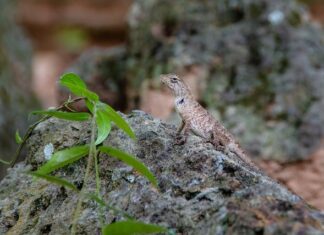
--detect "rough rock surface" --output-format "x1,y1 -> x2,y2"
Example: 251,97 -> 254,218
0,111 -> 324,235
127,0 -> 324,162
0,0 -> 37,176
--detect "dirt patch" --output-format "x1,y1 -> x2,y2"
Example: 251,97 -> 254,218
258,143 -> 324,210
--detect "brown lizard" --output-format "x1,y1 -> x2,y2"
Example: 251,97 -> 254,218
160,73 -> 257,167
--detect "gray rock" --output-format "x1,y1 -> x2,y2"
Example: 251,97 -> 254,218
0,111 -> 324,234
0,0 -> 38,176
127,0 -> 324,162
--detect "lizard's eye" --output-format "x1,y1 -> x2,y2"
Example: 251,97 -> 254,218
170,77 -> 178,83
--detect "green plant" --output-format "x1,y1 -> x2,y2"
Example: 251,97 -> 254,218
3,73 -> 166,235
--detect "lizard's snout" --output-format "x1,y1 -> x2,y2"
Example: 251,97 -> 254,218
160,75 -> 167,85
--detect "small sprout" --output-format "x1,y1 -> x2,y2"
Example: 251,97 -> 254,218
44,143 -> 54,160
5,72 -> 156,234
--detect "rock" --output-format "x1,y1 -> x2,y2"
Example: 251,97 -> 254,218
126,0 -> 324,162
0,111 -> 324,234
0,0 -> 38,177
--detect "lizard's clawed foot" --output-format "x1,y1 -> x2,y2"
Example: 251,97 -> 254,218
175,135 -> 186,145
215,144 -> 226,152
202,140 -> 226,152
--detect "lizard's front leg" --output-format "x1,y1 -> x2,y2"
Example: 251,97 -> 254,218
177,120 -> 185,134
175,120 -> 190,145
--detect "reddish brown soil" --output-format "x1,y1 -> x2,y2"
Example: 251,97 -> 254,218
309,1 -> 324,24
258,145 -> 324,210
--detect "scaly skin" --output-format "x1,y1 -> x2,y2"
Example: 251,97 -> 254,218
161,74 -> 257,167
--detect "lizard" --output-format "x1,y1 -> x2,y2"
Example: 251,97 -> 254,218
160,73 -> 257,168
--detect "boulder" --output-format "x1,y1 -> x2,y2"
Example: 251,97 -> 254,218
0,111 -> 323,234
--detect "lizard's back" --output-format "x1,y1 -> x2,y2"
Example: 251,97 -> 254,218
176,95 -> 232,145
185,103 -> 255,167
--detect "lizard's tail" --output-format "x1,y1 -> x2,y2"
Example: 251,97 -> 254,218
228,143 -> 259,169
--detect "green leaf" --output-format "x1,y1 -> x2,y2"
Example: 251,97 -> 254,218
32,110 -> 91,121
99,146 -> 157,187
15,130 -> 23,144
60,73 -> 87,88
99,102 -> 136,139
36,145 -> 89,175
95,106 -> 112,145
59,73 -> 99,101
0,159 -> 10,165
28,172 -> 79,192
102,220 -> 167,235
85,99 -> 94,113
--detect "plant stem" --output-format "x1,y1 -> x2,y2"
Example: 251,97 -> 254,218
94,153 -> 100,196
94,150 -> 105,228
71,104 -> 97,235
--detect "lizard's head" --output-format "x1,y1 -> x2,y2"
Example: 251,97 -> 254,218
160,74 -> 190,97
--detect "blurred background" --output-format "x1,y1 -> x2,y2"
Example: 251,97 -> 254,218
0,0 -> 323,210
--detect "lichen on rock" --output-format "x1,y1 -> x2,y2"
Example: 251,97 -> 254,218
0,111 -> 324,234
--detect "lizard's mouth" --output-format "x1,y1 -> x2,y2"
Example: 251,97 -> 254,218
160,76 -> 172,93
